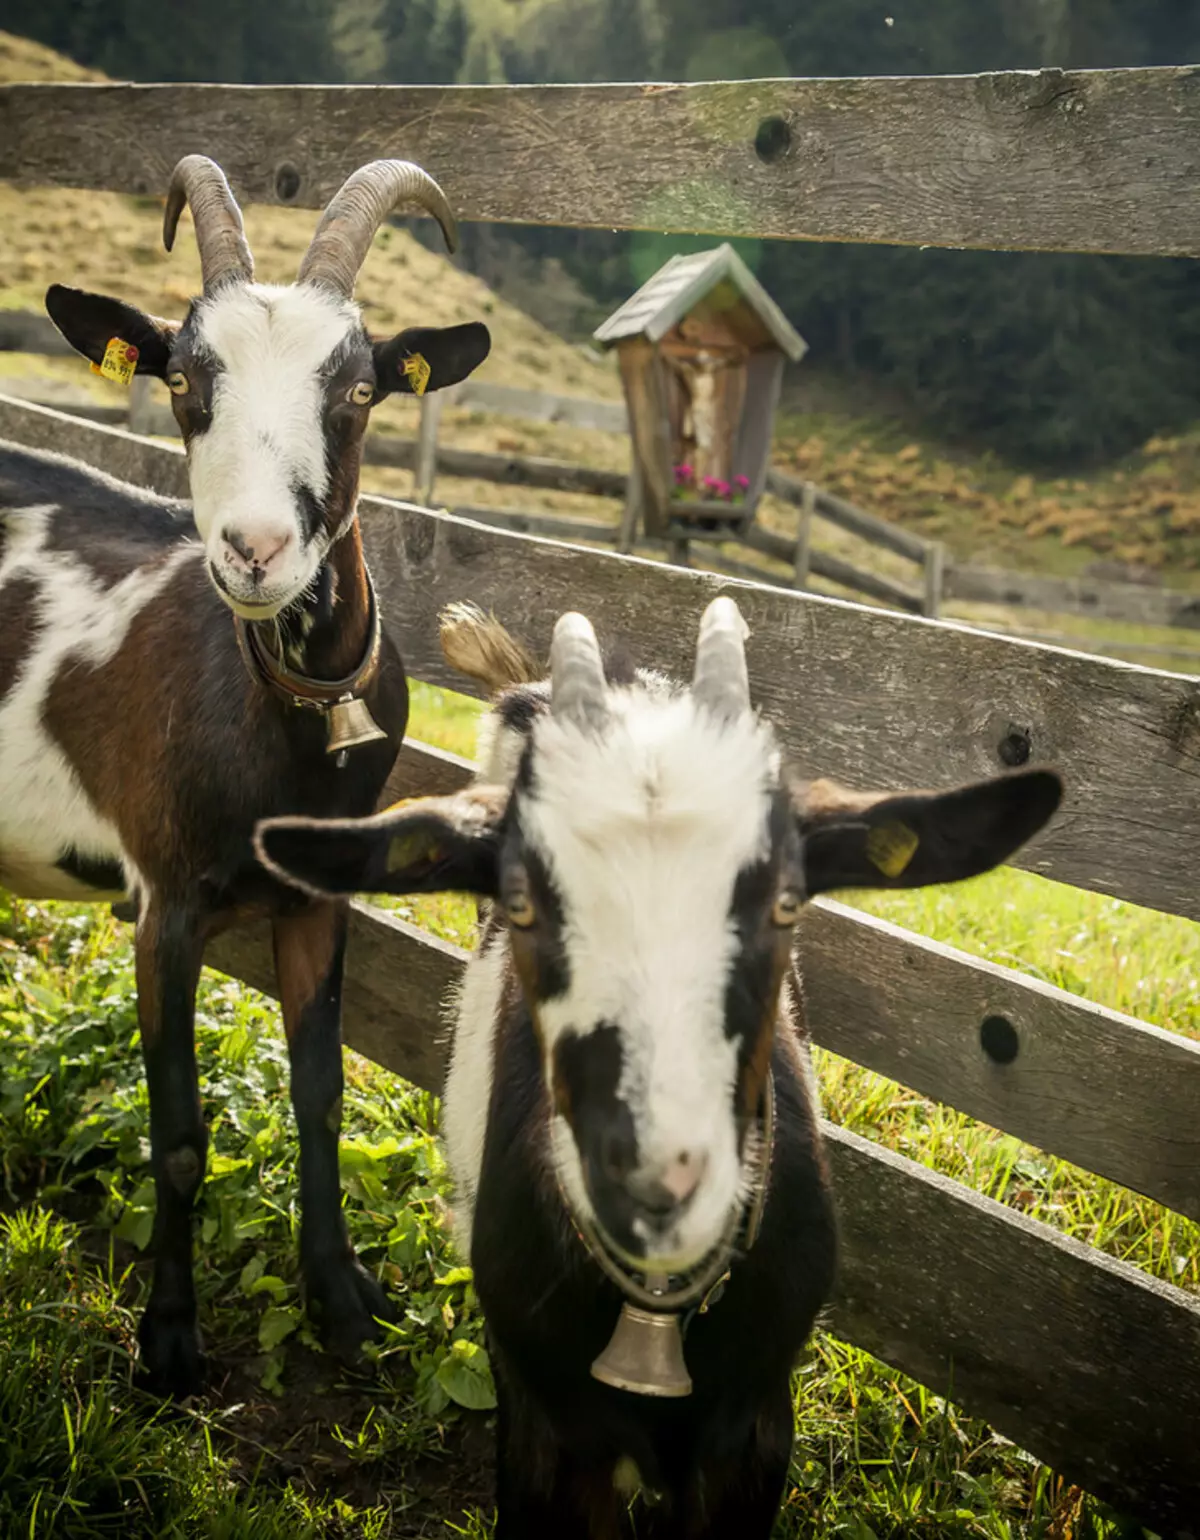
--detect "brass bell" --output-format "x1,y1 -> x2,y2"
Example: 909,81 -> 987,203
591,1301 -> 692,1398
326,693 -> 388,757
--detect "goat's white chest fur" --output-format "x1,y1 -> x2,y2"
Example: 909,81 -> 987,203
0,504 -> 196,897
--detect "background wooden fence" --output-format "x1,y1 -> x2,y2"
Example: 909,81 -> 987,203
2,63 -> 1200,1535
8,306 -> 1200,644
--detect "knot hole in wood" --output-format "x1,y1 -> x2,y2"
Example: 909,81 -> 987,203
980,1014 -> 1019,1065
754,116 -> 792,165
274,163 -> 302,202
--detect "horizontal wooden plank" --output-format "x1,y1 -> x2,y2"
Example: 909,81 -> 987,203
447,504 -> 617,545
203,909 -> 1200,1533
945,561 -> 1200,631
374,738 -> 1200,1221
767,468 -> 930,563
740,522 -> 925,613
4,395 -> 1199,922
448,381 -> 626,435
803,898 -> 1200,1223
0,311 -> 73,356
366,434 -> 628,500
5,71 -> 1200,257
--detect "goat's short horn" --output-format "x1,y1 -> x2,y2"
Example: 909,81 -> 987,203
692,596 -> 751,721
163,155 -> 254,294
550,612 -> 609,731
298,160 -> 458,299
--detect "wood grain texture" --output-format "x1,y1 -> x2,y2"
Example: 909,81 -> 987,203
802,898 -> 1200,1221
825,1123 -> 1200,1537
203,908 -> 1200,1534
346,738 -> 1200,1223
5,70 -> 1200,256
3,395 -> 1199,922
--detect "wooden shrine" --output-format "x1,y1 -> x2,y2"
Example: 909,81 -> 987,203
594,244 -> 807,547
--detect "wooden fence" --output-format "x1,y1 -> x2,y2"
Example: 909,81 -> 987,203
9,305 -> 1200,642
2,66 -> 1200,1534
0,308 -> 940,615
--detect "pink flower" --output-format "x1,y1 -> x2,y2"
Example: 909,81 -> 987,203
734,474 -> 750,491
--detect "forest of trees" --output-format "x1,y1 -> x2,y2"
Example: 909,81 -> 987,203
6,0 -> 1200,469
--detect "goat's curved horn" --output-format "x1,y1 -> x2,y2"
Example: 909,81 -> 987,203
692,596 -> 751,721
550,613 -> 609,731
163,155 -> 254,294
297,160 -> 458,298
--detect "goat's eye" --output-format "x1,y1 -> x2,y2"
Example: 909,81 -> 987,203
505,892 -> 536,929
166,371 -> 189,396
771,890 -> 803,928
348,381 -> 374,406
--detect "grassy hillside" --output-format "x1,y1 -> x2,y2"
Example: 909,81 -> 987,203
0,34 -> 619,407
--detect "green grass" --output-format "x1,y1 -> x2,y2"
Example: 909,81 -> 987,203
0,679 -> 1191,1537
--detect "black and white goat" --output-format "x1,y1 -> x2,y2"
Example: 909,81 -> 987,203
256,597 -> 1062,1538
0,155 -> 490,1396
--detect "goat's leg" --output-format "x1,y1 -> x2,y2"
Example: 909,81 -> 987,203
135,902 -> 208,1398
674,1380 -> 794,1540
273,900 -> 391,1362
493,1379 -> 627,1540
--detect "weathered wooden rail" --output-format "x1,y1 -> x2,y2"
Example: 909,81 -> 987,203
4,64 -> 1200,1533
12,304 -> 1199,638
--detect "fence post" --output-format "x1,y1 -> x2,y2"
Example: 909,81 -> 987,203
618,458 -> 642,554
127,375 -> 154,436
923,540 -> 945,619
793,481 -> 815,588
415,392 -> 443,505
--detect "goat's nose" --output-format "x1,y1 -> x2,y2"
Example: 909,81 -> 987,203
220,526 -> 293,581
625,1150 -> 709,1219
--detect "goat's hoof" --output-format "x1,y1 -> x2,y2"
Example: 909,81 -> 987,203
136,1307 -> 206,1400
306,1255 -> 394,1367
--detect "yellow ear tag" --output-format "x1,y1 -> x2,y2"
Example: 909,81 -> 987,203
402,352 -> 431,396
866,821 -> 919,878
91,337 -> 140,386
387,832 -> 440,873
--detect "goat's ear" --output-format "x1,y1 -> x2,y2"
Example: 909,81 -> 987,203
254,787 -> 506,902
372,322 -> 491,400
45,285 -> 179,380
45,285 -> 180,378
794,767 -> 1062,897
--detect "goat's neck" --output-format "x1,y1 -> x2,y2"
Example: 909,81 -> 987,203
268,517 -> 372,683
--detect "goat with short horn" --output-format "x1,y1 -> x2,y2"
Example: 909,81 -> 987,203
0,154 -> 491,1397
255,596 -> 1063,1538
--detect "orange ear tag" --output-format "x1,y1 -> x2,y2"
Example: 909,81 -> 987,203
91,337 -> 140,386
401,352 -> 431,396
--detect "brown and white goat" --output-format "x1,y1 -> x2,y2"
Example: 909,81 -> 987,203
256,597 -> 1062,1538
0,155 -> 490,1396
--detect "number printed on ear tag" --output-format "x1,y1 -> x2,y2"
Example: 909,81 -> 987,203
866,821 -> 919,878
91,338 -> 139,386
402,352 -> 431,396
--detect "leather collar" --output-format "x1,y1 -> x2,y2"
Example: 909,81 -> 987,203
234,577 -> 382,715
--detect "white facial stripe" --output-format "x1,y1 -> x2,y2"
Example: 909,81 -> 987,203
186,284 -> 362,612
0,504 -> 196,897
522,691 -> 779,1266
442,925 -> 509,1261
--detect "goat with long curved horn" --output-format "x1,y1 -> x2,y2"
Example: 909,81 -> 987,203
163,154 -> 255,293
550,613 -> 610,732
692,595 -> 751,721
298,160 -> 458,299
